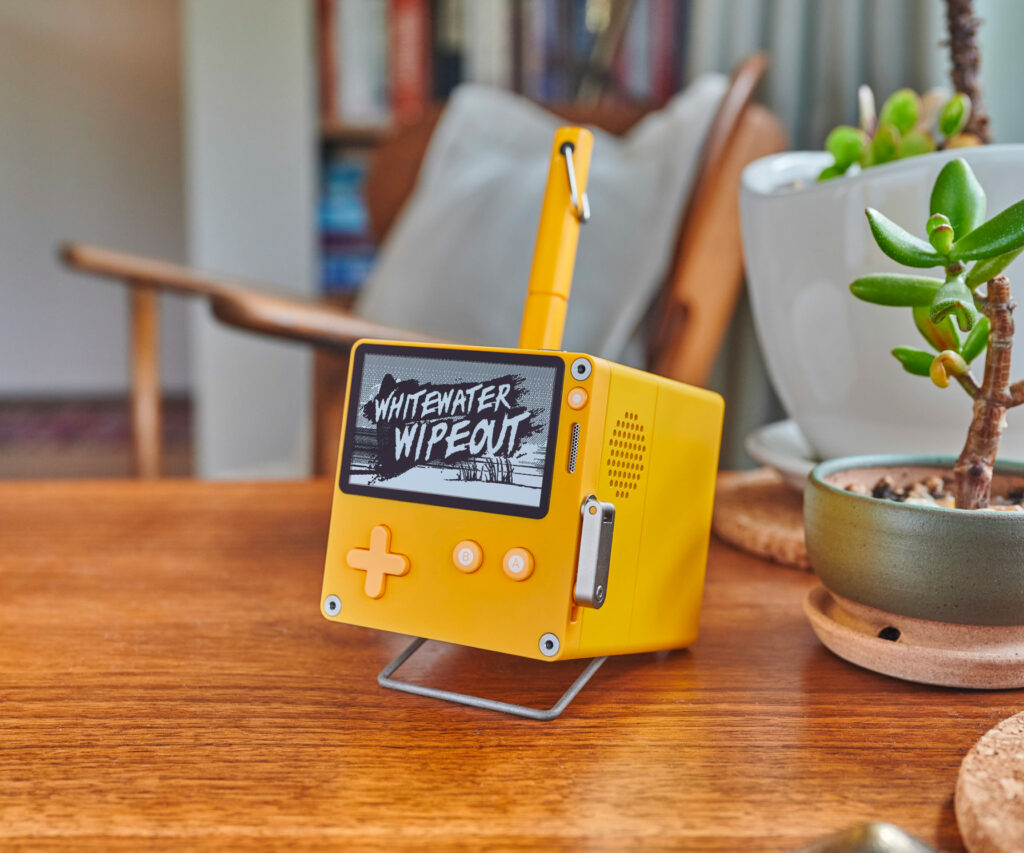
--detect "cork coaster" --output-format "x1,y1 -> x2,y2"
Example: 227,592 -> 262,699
713,468 -> 809,570
957,711 -> 1024,852
805,586 -> 1024,689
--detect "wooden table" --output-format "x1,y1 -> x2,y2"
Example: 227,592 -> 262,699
1,481 -> 1019,850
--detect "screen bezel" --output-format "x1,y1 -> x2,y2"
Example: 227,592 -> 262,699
338,343 -> 565,519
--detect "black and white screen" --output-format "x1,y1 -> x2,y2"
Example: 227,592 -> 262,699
339,344 -> 564,518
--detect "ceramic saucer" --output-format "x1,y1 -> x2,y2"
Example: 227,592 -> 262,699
805,585 -> 1024,689
744,419 -> 817,491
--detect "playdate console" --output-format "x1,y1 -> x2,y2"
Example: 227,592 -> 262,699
321,127 -> 723,666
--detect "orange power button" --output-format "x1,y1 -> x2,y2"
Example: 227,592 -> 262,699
567,387 -> 589,410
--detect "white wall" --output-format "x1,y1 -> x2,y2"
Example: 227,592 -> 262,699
0,0 -> 188,395
182,0 -> 317,478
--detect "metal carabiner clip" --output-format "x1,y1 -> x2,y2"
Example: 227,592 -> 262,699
560,141 -> 591,224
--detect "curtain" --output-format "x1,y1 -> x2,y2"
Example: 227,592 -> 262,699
676,0 -> 947,467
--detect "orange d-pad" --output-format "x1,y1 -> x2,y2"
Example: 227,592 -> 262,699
346,525 -> 409,599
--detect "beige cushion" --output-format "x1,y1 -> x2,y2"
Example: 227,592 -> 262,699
357,76 -> 726,365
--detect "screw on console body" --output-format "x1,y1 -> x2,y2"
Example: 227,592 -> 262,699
539,632 -> 560,657
571,357 -> 592,380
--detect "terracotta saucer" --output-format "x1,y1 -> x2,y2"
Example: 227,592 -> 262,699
804,585 -> 1024,689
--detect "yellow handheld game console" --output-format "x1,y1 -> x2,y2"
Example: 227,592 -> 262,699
321,127 -> 723,663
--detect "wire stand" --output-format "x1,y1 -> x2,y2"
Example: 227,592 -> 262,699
377,637 -> 608,721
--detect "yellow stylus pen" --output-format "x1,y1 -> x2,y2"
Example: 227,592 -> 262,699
518,126 -> 593,352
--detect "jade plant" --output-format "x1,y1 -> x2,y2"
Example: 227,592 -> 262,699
818,87 -> 973,181
819,0 -> 991,181
850,158 -> 1024,509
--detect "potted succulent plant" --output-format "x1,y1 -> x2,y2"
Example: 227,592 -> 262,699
803,157 -> 1024,688
819,0 -> 991,181
816,85 -> 976,183
738,0 -> 1024,465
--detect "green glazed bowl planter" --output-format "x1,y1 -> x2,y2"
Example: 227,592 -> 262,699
803,454 -> 1024,688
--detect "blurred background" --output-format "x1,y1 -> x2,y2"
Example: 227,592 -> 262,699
2,0 -> 1022,480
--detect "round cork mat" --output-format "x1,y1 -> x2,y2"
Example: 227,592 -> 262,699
713,468 -> 808,570
957,711 -> 1024,852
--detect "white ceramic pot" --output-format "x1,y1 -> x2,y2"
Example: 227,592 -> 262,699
740,145 -> 1024,461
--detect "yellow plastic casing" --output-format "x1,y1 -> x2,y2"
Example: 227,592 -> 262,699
518,127 -> 592,351
321,338 -> 723,661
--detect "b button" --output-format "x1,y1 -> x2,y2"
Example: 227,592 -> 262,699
452,540 -> 483,573
502,547 -> 534,581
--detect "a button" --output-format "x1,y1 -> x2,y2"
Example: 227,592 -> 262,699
452,540 -> 483,573
567,387 -> 589,410
502,547 -> 534,581
346,525 -> 409,599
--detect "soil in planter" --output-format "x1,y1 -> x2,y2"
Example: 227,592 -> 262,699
825,465 -> 1024,511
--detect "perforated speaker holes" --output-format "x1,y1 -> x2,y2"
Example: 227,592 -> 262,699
607,411 -> 647,499
568,423 -> 580,473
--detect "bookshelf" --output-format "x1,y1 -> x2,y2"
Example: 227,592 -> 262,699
314,0 -> 688,298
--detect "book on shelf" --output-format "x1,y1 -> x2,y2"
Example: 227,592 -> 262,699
324,0 -> 390,127
389,0 -> 431,120
320,153 -> 377,294
317,0 -> 693,128
432,0 -> 463,99
462,0 -> 513,91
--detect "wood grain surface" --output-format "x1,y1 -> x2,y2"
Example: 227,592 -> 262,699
1,480 -> 1020,850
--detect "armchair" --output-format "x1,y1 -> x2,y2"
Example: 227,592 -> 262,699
63,54 -> 786,477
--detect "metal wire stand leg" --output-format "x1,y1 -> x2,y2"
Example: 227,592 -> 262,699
377,637 -> 607,721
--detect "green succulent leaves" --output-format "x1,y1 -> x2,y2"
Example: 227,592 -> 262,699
859,161 -> 1023,330
966,248 -> 1024,287
891,347 -> 934,376
849,273 -> 941,306
927,213 -> 955,254
913,304 -> 960,352
824,126 -> 865,170
907,307 -> 989,363
950,198 -> 1024,262
891,346 -> 973,387
929,274 -> 978,330
871,125 -> 900,166
899,130 -> 936,159
961,315 -> 990,363
878,88 -> 918,135
930,159 -> 986,238
893,310 -> 986,387
865,208 -> 943,267
818,87 -> 973,181
939,93 -> 971,139
851,157 -> 1020,396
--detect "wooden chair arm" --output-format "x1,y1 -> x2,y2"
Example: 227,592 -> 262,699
209,291 -> 439,350
61,242 -> 441,352
61,241 -> 445,479
62,243 -> 233,298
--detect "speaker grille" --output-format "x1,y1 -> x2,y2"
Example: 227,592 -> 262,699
606,410 -> 647,499
567,423 -> 580,473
